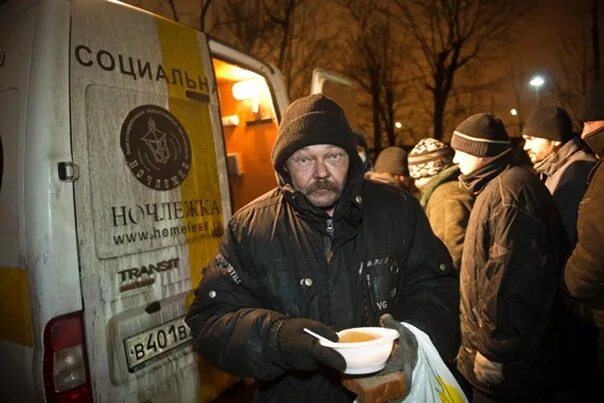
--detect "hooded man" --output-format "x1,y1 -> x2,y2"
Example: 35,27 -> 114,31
185,94 -> 460,402
408,138 -> 473,271
563,78 -> 604,399
522,106 -> 596,246
451,113 -> 563,402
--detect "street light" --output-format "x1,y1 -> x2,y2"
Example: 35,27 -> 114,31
529,75 -> 545,106
510,108 -> 518,116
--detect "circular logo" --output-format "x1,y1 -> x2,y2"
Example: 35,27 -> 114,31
120,105 -> 191,190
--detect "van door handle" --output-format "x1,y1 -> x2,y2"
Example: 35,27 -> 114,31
57,161 -> 80,182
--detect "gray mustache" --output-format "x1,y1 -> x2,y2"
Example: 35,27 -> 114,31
306,179 -> 339,195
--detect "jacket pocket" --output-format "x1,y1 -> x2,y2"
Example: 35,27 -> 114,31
364,257 -> 400,320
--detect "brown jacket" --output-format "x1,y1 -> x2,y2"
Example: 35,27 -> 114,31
421,165 -> 474,270
564,129 -> 604,328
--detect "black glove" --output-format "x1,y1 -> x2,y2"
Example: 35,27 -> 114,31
379,314 -> 418,388
277,317 -> 346,372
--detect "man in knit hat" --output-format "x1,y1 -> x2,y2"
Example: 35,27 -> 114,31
369,146 -> 418,194
522,106 -> 596,246
523,105 -> 598,402
450,113 -> 563,401
408,138 -> 473,271
563,78 -> 604,399
186,94 -> 460,402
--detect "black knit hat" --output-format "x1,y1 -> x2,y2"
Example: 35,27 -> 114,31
581,77 -> 604,122
451,113 -> 510,157
272,94 -> 358,173
522,106 -> 573,142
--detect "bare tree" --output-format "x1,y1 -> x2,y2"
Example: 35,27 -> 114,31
337,0 -> 410,152
552,32 -> 590,126
393,0 -> 534,140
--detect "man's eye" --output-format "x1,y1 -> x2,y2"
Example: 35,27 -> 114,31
328,153 -> 344,162
297,157 -> 311,166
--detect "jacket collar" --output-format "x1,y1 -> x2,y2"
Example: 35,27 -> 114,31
419,165 -> 460,208
459,148 -> 516,195
533,137 -> 583,177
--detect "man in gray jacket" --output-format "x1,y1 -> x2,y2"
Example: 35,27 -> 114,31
522,106 -> 596,246
522,105 -> 598,401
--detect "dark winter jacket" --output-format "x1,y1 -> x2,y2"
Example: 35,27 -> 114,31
564,128 -> 604,329
186,170 -> 460,402
534,137 -> 596,246
456,149 -> 563,397
420,165 -> 474,271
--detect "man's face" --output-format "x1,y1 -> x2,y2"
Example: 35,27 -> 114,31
582,121 -> 604,139
285,144 -> 349,211
453,150 -> 485,175
522,135 -> 561,164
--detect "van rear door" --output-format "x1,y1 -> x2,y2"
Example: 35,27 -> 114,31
70,0 -> 230,401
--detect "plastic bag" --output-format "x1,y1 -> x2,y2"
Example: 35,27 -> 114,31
401,322 -> 468,403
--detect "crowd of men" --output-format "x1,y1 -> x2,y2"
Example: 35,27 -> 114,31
185,79 -> 604,403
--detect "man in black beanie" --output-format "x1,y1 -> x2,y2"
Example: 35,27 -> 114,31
451,113 -> 564,402
564,77 -> 604,400
523,106 -> 598,402
522,106 -> 596,246
186,94 -> 460,402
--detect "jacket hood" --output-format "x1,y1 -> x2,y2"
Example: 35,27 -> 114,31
584,126 -> 604,158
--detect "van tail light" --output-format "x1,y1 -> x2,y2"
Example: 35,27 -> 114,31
43,311 -> 92,403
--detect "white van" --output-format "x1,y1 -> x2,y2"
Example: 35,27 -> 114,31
0,0 -> 289,401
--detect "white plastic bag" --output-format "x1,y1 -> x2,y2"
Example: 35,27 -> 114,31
402,322 -> 468,403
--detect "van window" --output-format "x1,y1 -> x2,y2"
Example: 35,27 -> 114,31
212,58 -> 279,212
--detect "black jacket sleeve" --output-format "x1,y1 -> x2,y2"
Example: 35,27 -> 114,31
395,197 -> 461,362
185,223 -> 288,381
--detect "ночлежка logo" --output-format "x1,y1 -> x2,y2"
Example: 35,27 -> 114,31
120,105 -> 191,190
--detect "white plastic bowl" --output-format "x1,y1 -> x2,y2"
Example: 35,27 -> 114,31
320,327 -> 399,375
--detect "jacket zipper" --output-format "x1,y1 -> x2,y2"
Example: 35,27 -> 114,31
326,218 -> 334,235
324,219 -> 334,262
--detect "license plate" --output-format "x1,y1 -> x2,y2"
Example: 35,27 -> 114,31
124,316 -> 192,372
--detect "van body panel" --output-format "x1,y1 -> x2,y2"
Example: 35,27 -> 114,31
0,0 -> 80,401
0,2 -> 38,400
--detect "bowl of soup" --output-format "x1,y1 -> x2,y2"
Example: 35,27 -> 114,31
320,327 -> 399,374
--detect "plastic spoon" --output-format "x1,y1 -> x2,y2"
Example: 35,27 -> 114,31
303,327 -> 339,347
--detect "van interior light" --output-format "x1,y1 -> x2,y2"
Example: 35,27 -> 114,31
232,79 -> 261,101
221,114 -> 240,127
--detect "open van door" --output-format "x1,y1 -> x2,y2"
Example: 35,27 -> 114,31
69,1 -> 287,401
311,68 -> 359,130
209,39 -> 288,212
